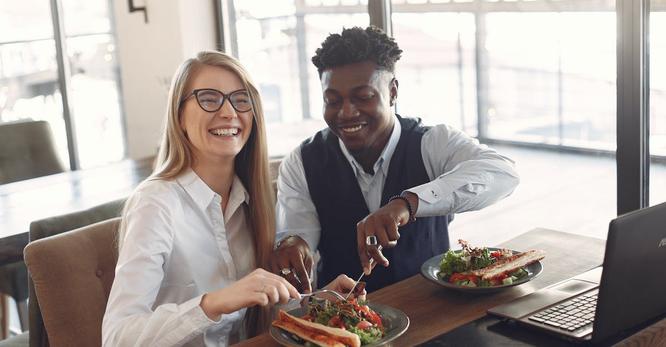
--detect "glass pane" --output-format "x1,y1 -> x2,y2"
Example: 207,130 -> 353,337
61,0 -> 125,168
66,34 -> 125,168
0,1 -> 71,167
392,12 -> 477,134
650,2 -> 666,205
391,1 -> 616,243
484,12 -> 616,150
0,1 -> 54,42
62,0 -> 112,36
231,0 -> 368,156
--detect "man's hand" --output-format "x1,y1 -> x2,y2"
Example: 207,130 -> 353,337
323,274 -> 367,301
356,192 -> 419,275
270,235 -> 314,293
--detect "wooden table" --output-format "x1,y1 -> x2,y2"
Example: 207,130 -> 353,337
0,157 -> 153,266
235,228 -> 608,346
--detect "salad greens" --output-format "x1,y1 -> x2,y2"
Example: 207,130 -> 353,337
303,298 -> 384,345
438,240 -> 530,288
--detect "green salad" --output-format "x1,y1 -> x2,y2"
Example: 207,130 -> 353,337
438,239 -> 530,287
302,298 -> 385,345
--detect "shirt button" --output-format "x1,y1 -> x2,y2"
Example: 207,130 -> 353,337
431,190 -> 438,197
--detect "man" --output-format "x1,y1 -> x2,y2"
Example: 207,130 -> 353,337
272,26 -> 519,293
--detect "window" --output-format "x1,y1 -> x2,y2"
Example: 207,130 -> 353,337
391,12 -> 477,134
0,1 -> 67,163
218,0 -> 655,238
0,0 -> 125,170
650,2 -> 666,205
62,0 -> 125,168
391,1 -> 616,241
227,0 -> 368,156
483,12 -> 615,150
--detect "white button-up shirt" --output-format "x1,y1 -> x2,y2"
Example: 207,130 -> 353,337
276,118 -> 520,251
103,169 -> 255,347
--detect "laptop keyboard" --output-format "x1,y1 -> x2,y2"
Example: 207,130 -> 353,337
528,290 -> 598,332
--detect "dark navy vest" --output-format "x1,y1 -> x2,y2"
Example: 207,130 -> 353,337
300,115 -> 451,292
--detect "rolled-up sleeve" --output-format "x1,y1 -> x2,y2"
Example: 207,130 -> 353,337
102,193 -> 226,347
407,124 -> 520,217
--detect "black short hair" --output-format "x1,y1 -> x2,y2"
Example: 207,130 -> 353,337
311,26 -> 403,76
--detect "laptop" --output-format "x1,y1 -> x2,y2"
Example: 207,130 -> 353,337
488,201 -> 666,343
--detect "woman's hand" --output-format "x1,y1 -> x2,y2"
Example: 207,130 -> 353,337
200,268 -> 300,320
323,274 -> 367,301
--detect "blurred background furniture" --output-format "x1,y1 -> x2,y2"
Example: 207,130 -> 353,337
0,157 -> 152,267
0,263 -> 27,338
269,158 -> 281,198
0,120 -> 65,185
0,332 -> 28,347
24,218 -> 121,347
0,119 -> 65,338
26,199 -> 125,347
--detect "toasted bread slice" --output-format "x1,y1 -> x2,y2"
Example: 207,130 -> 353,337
272,310 -> 361,347
470,249 -> 546,280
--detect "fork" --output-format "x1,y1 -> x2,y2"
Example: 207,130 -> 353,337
299,289 -> 346,301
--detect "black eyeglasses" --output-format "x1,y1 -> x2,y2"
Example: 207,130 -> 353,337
181,88 -> 252,113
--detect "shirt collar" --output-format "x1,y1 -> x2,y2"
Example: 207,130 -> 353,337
338,117 -> 402,175
227,175 -> 251,215
176,169 -> 250,212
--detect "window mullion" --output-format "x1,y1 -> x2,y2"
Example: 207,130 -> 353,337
50,0 -> 79,170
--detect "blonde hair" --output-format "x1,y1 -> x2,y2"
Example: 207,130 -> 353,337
121,51 -> 275,336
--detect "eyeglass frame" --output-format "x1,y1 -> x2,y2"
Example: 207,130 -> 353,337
180,88 -> 253,113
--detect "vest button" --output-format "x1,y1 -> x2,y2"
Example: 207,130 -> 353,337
96,269 -> 104,277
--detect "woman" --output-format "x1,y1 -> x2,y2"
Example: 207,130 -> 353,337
102,51 -> 357,346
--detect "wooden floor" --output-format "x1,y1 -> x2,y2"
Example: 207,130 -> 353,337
452,144 -> 666,247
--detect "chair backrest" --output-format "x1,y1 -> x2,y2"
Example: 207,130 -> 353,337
0,120 -> 65,184
23,218 -> 120,347
27,198 -> 125,347
269,158 -> 281,198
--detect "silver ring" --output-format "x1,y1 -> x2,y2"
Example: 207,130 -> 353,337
366,235 -> 378,246
280,268 -> 292,276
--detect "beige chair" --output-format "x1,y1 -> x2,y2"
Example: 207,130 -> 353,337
0,120 -> 65,185
269,157 -> 281,198
0,120 -> 65,338
23,218 -> 120,347
26,199 -> 125,347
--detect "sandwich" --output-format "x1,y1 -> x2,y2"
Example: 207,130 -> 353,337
273,310 -> 361,347
469,249 -> 546,280
439,239 -> 546,287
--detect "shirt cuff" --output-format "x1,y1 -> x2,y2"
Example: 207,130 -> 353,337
158,295 -> 222,345
183,295 -> 223,331
406,181 -> 454,217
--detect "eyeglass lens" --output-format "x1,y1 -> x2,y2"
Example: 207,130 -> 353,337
195,89 -> 252,113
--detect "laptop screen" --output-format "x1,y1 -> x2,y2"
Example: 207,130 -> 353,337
592,201 -> 666,342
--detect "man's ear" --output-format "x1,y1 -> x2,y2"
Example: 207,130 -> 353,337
390,78 -> 399,106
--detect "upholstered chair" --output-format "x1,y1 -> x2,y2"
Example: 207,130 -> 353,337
26,199 -> 125,347
24,218 -> 121,347
0,119 -> 66,339
0,120 -> 65,185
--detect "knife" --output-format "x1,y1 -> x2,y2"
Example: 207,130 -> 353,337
346,245 -> 382,300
